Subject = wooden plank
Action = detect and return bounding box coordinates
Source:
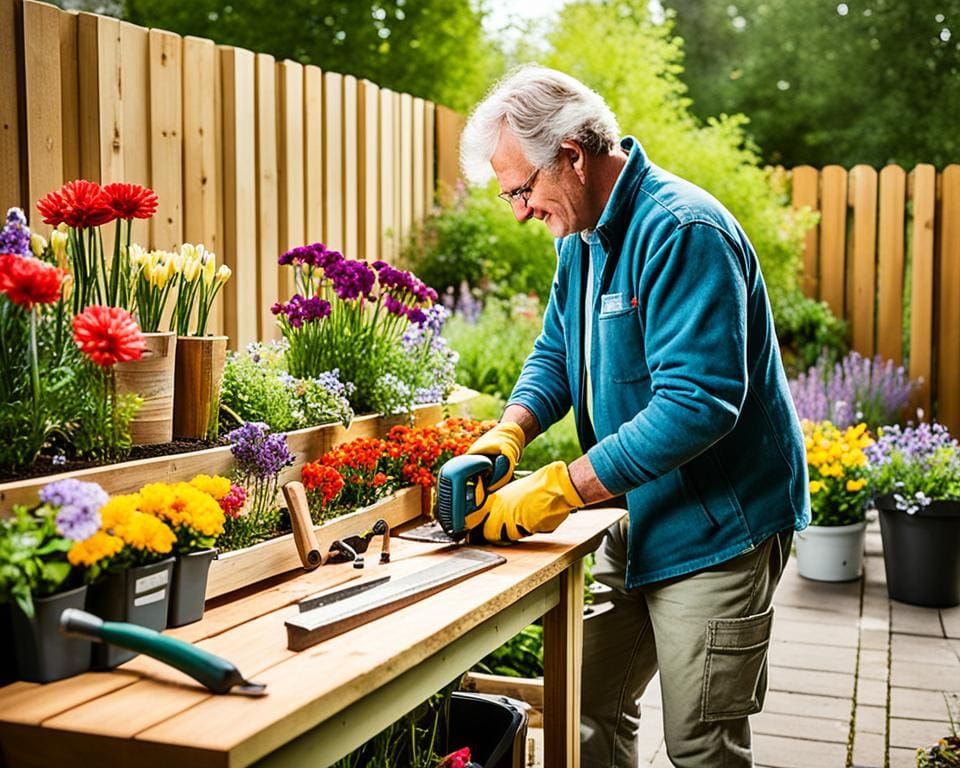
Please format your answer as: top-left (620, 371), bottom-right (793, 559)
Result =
top-left (937, 165), bottom-right (960, 434)
top-left (255, 53), bottom-right (280, 341)
top-left (0, 676), bottom-right (136, 725)
top-left (77, 12), bottom-right (123, 185)
top-left (0, 0), bottom-right (24, 215)
top-left (378, 88), bottom-right (396, 263)
top-left (876, 165), bottom-right (907, 365)
top-left (119, 21), bottom-right (149, 188)
top-left (276, 59), bottom-right (304, 259)
top-left (848, 165), bottom-right (878, 355)
top-left (908, 165), bottom-right (937, 417)
top-left (182, 36), bottom-right (221, 333)
top-left (322, 71), bottom-right (343, 252)
top-left (391, 90), bottom-right (401, 261)
top-left (219, 46), bottom-right (258, 349)
top-left (147, 29), bottom-right (182, 252)
top-left (412, 96), bottom-right (425, 227)
top-left (357, 79), bottom-right (379, 263)
top-left (59, 9), bottom-right (80, 185)
top-left (23, 0), bottom-right (64, 234)
top-left (424, 100), bottom-right (435, 214)
top-left (543, 556), bottom-right (585, 768)
top-left (342, 74), bottom-right (358, 258)
top-left (303, 64), bottom-right (324, 248)
top-left (435, 104), bottom-right (464, 205)
top-left (399, 92), bottom-right (413, 250)
top-left (791, 165), bottom-right (820, 297)
top-left (818, 165), bottom-right (848, 320)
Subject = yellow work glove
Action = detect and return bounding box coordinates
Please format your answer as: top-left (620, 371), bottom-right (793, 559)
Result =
top-left (465, 461), bottom-right (584, 543)
top-left (465, 421), bottom-right (526, 492)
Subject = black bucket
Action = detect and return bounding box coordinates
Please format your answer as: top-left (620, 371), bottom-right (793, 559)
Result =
top-left (448, 691), bottom-right (528, 768)
top-left (877, 495), bottom-right (960, 607)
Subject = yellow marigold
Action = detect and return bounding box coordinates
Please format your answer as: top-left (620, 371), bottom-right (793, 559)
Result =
top-left (846, 478), bottom-right (867, 492)
top-left (138, 482), bottom-right (176, 518)
top-left (189, 474), bottom-right (231, 501)
top-left (68, 531), bottom-right (124, 567)
top-left (99, 493), bottom-right (140, 529)
top-left (168, 482), bottom-right (225, 537)
top-left (809, 480), bottom-right (825, 494)
top-left (114, 510), bottom-right (175, 554)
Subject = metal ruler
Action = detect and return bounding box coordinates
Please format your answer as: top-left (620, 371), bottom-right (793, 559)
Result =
top-left (285, 548), bottom-right (506, 651)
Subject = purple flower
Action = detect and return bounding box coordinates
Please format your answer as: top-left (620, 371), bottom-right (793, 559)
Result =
top-left (227, 422), bottom-right (295, 479)
top-left (274, 294), bottom-right (331, 328)
top-left (865, 422), bottom-right (959, 467)
top-left (39, 478), bottom-right (108, 541)
top-left (0, 207), bottom-right (31, 258)
top-left (407, 307), bottom-right (427, 326)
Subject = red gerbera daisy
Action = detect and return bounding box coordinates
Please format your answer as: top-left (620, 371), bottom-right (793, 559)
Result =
top-left (101, 183), bottom-right (159, 220)
top-left (0, 253), bottom-right (65, 310)
top-left (37, 180), bottom-right (115, 229)
top-left (73, 305), bottom-right (145, 368)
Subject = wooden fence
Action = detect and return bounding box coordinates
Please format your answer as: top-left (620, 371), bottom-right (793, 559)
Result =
top-left (0, 0), bottom-right (467, 347)
top-left (791, 163), bottom-right (960, 435)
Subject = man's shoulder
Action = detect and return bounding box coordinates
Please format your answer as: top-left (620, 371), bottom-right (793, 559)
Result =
top-left (632, 164), bottom-right (739, 236)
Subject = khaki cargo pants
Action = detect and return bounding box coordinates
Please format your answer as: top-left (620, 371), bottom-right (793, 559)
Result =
top-left (580, 517), bottom-right (792, 767)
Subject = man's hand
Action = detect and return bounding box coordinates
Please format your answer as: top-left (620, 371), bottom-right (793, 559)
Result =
top-left (465, 422), bottom-right (526, 492)
top-left (465, 461), bottom-right (584, 543)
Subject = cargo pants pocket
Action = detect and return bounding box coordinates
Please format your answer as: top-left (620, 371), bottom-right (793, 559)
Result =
top-left (700, 605), bottom-right (774, 722)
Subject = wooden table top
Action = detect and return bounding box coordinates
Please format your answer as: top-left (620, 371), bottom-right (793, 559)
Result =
top-left (0, 508), bottom-right (625, 768)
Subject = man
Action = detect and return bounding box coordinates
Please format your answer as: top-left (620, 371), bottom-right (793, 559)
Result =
top-left (459, 65), bottom-right (809, 767)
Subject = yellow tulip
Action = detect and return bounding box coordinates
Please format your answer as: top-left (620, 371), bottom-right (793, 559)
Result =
top-left (183, 256), bottom-right (202, 283)
top-left (216, 264), bottom-right (232, 284)
top-left (202, 254), bottom-right (216, 286)
top-left (30, 232), bottom-right (47, 257)
top-left (51, 228), bottom-right (69, 269)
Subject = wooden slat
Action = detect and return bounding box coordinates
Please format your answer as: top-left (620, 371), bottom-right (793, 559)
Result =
top-left (77, 12), bottom-right (123, 184)
top-left (391, 90), bottom-right (401, 261)
top-left (22, 0), bottom-right (64, 235)
top-left (792, 165), bottom-right (820, 298)
top-left (357, 79), bottom-right (379, 263)
top-left (303, 64), bottom-right (324, 248)
top-left (0, 0), bottom-right (24, 215)
top-left (937, 165), bottom-right (960, 434)
top-left (848, 165), bottom-right (878, 355)
top-left (908, 165), bottom-right (937, 417)
top-left (182, 36), bottom-right (221, 334)
top-left (255, 53), bottom-right (280, 341)
top-left (322, 71), bottom-right (343, 252)
top-left (435, 104), bottom-right (464, 205)
top-left (342, 74), bottom-right (359, 259)
top-left (276, 59), bottom-right (304, 260)
top-left (399, 92), bottom-right (413, 249)
top-left (119, 21), bottom-right (149, 188)
top-left (147, 29), bottom-right (182, 252)
top-left (424, 100), bottom-right (435, 214)
top-left (378, 88), bottom-right (396, 263)
top-left (412, 96), bottom-right (425, 227)
top-left (876, 165), bottom-right (907, 365)
top-left (59, 8), bottom-right (80, 186)
top-left (220, 46), bottom-right (258, 349)
top-left (818, 165), bottom-right (848, 320)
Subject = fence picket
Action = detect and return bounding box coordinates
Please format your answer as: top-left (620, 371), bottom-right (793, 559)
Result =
top-left (358, 79), bottom-right (380, 264)
top-left (343, 75), bottom-right (359, 260)
top-left (399, 92), bottom-right (413, 249)
top-left (819, 166), bottom-right (848, 320)
top-left (303, 63), bottom-right (324, 252)
top-left (323, 71), bottom-right (343, 253)
top-left (413, 97), bottom-right (425, 227)
top-left (909, 165), bottom-right (937, 416)
top-left (0, 0), bottom-right (23, 215)
top-left (849, 165), bottom-right (878, 355)
top-left (876, 166), bottom-right (906, 365)
top-left (791, 166), bottom-right (819, 299)
top-left (425, 101), bottom-right (435, 214)
top-left (435, 105), bottom-right (463, 205)
top-left (120, 21), bottom-right (148, 190)
top-left (937, 166), bottom-right (960, 434)
top-left (148, 29), bottom-right (182, 252)
top-left (255, 53), bottom-right (279, 341)
top-left (59, 9), bottom-right (80, 185)
top-left (277, 60), bottom-right (305, 262)
top-left (379, 88), bottom-right (396, 264)
top-left (77, 12), bottom-right (122, 185)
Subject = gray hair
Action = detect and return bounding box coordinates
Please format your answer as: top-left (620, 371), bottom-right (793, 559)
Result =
top-left (460, 64), bottom-right (621, 185)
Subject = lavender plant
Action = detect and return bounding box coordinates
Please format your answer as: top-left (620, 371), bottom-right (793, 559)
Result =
top-left (226, 422), bottom-right (295, 535)
top-left (865, 422), bottom-right (960, 512)
top-left (789, 351), bottom-right (915, 430)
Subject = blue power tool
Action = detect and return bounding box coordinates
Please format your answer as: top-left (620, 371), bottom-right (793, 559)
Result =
top-left (435, 454), bottom-right (512, 541)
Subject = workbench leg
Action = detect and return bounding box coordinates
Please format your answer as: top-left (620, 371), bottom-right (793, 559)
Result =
top-left (542, 557), bottom-right (584, 768)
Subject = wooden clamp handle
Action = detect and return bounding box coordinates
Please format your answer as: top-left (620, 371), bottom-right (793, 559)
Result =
top-left (283, 481), bottom-right (322, 570)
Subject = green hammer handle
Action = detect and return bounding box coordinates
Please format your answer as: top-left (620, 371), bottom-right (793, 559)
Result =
top-left (60, 608), bottom-right (248, 694)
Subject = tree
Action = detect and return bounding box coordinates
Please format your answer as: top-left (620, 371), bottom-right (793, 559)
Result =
top-left (670, 0), bottom-right (960, 168)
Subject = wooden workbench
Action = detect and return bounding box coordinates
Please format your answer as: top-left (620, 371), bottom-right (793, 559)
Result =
top-left (0, 508), bottom-right (624, 768)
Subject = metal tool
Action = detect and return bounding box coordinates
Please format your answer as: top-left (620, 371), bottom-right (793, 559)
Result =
top-left (285, 548), bottom-right (506, 651)
top-left (298, 575), bottom-right (392, 612)
top-left (434, 454), bottom-right (511, 542)
top-left (59, 609), bottom-right (267, 696)
top-left (328, 518), bottom-right (391, 568)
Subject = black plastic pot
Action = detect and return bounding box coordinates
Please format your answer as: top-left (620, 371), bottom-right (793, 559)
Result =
top-left (876, 494), bottom-right (960, 607)
top-left (167, 548), bottom-right (217, 628)
top-left (9, 585), bottom-right (91, 683)
top-left (448, 691), bottom-right (527, 768)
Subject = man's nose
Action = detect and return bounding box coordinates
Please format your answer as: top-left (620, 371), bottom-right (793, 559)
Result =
top-left (512, 200), bottom-right (534, 222)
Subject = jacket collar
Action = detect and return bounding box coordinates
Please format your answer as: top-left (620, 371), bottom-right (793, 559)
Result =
top-left (593, 136), bottom-right (649, 253)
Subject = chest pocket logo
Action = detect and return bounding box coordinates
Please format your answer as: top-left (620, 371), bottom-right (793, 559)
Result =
top-left (600, 292), bottom-right (623, 314)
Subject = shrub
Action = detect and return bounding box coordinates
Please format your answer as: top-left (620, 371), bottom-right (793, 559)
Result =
top-left (774, 291), bottom-right (848, 378)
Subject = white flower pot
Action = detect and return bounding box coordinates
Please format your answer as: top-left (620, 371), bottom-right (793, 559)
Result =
top-left (795, 521), bottom-right (867, 582)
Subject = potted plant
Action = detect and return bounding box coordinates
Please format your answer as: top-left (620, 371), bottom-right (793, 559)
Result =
top-left (137, 475), bottom-right (227, 627)
top-left (795, 420), bottom-right (875, 581)
top-left (866, 422), bottom-right (960, 607)
top-left (0, 478), bottom-right (108, 682)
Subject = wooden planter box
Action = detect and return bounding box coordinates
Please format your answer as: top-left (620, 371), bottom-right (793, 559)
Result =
top-left (206, 484), bottom-right (427, 599)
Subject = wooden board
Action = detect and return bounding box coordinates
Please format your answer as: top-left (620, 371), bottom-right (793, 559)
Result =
top-left (378, 88), bottom-right (396, 263)
top-left (937, 165), bottom-right (960, 434)
top-left (148, 28), bottom-right (182, 252)
top-left (0, 0), bottom-right (23, 215)
top-left (303, 64), bottom-right (324, 251)
top-left (358, 79), bottom-right (380, 264)
top-left (791, 165), bottom-right (819, 298)
top-left (434, 105), bottom-right (464, 205)
top-left (59, 8), bottom-right (81, 186)
top-left (342, 74), bottom-right (359, 259)
top-left (848, 165), bottom-right (877, 355)
top-left (322, 71), bottom-right (343, 252)
top-left (819, 165), bottom-right (848, 320)
top-left (255, 52), bottom-right (280, 339)
top-left (908, 164), bottom-right (937, 416)
top-left (876, 165), bottom-right (906, 365)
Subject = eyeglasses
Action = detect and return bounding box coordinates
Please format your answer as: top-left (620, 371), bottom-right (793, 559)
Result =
top-left (497, 167), bottom-right (540, 207)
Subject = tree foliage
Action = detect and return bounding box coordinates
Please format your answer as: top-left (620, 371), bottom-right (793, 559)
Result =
top-left (669, 0), bottom-right (960, 168)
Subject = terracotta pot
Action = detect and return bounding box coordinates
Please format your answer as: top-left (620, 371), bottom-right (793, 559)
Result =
top-left (173, 335), bottom-right (228, 440)
top-left (114, 331), bottom-right (177, 445)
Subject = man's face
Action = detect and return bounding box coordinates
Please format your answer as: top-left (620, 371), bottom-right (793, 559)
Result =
top-left (490, 130), bottom-right (589, 238)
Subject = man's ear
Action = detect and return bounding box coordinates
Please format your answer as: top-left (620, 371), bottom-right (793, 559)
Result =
top-left (559, 140), bottom-right (586, 183)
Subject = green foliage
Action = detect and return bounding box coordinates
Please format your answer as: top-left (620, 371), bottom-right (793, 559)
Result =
top-left (518, 411), bottom-right (582, 472)
top-left (670, 0), bottom-right (960, 169)
top-left (442, 295), bottom-right (544, 400)
top-left (117, 0), bottom-right (504, 113)
top-left (0, 506), bottom-right (75, 619)
top-left (871, 447), bottom-right (960, 504)
top-left (67, 364), bottom-right (143, 462)
top-left (402, 184), bottom-right (558, 301)
top-left (775, 292), bottom-right (849, 378)
top-left (475, 623), bottom-right (544, 678)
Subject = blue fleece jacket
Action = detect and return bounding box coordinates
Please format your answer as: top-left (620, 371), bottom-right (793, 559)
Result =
top-left (508, 137), bottom-right (810, 587)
